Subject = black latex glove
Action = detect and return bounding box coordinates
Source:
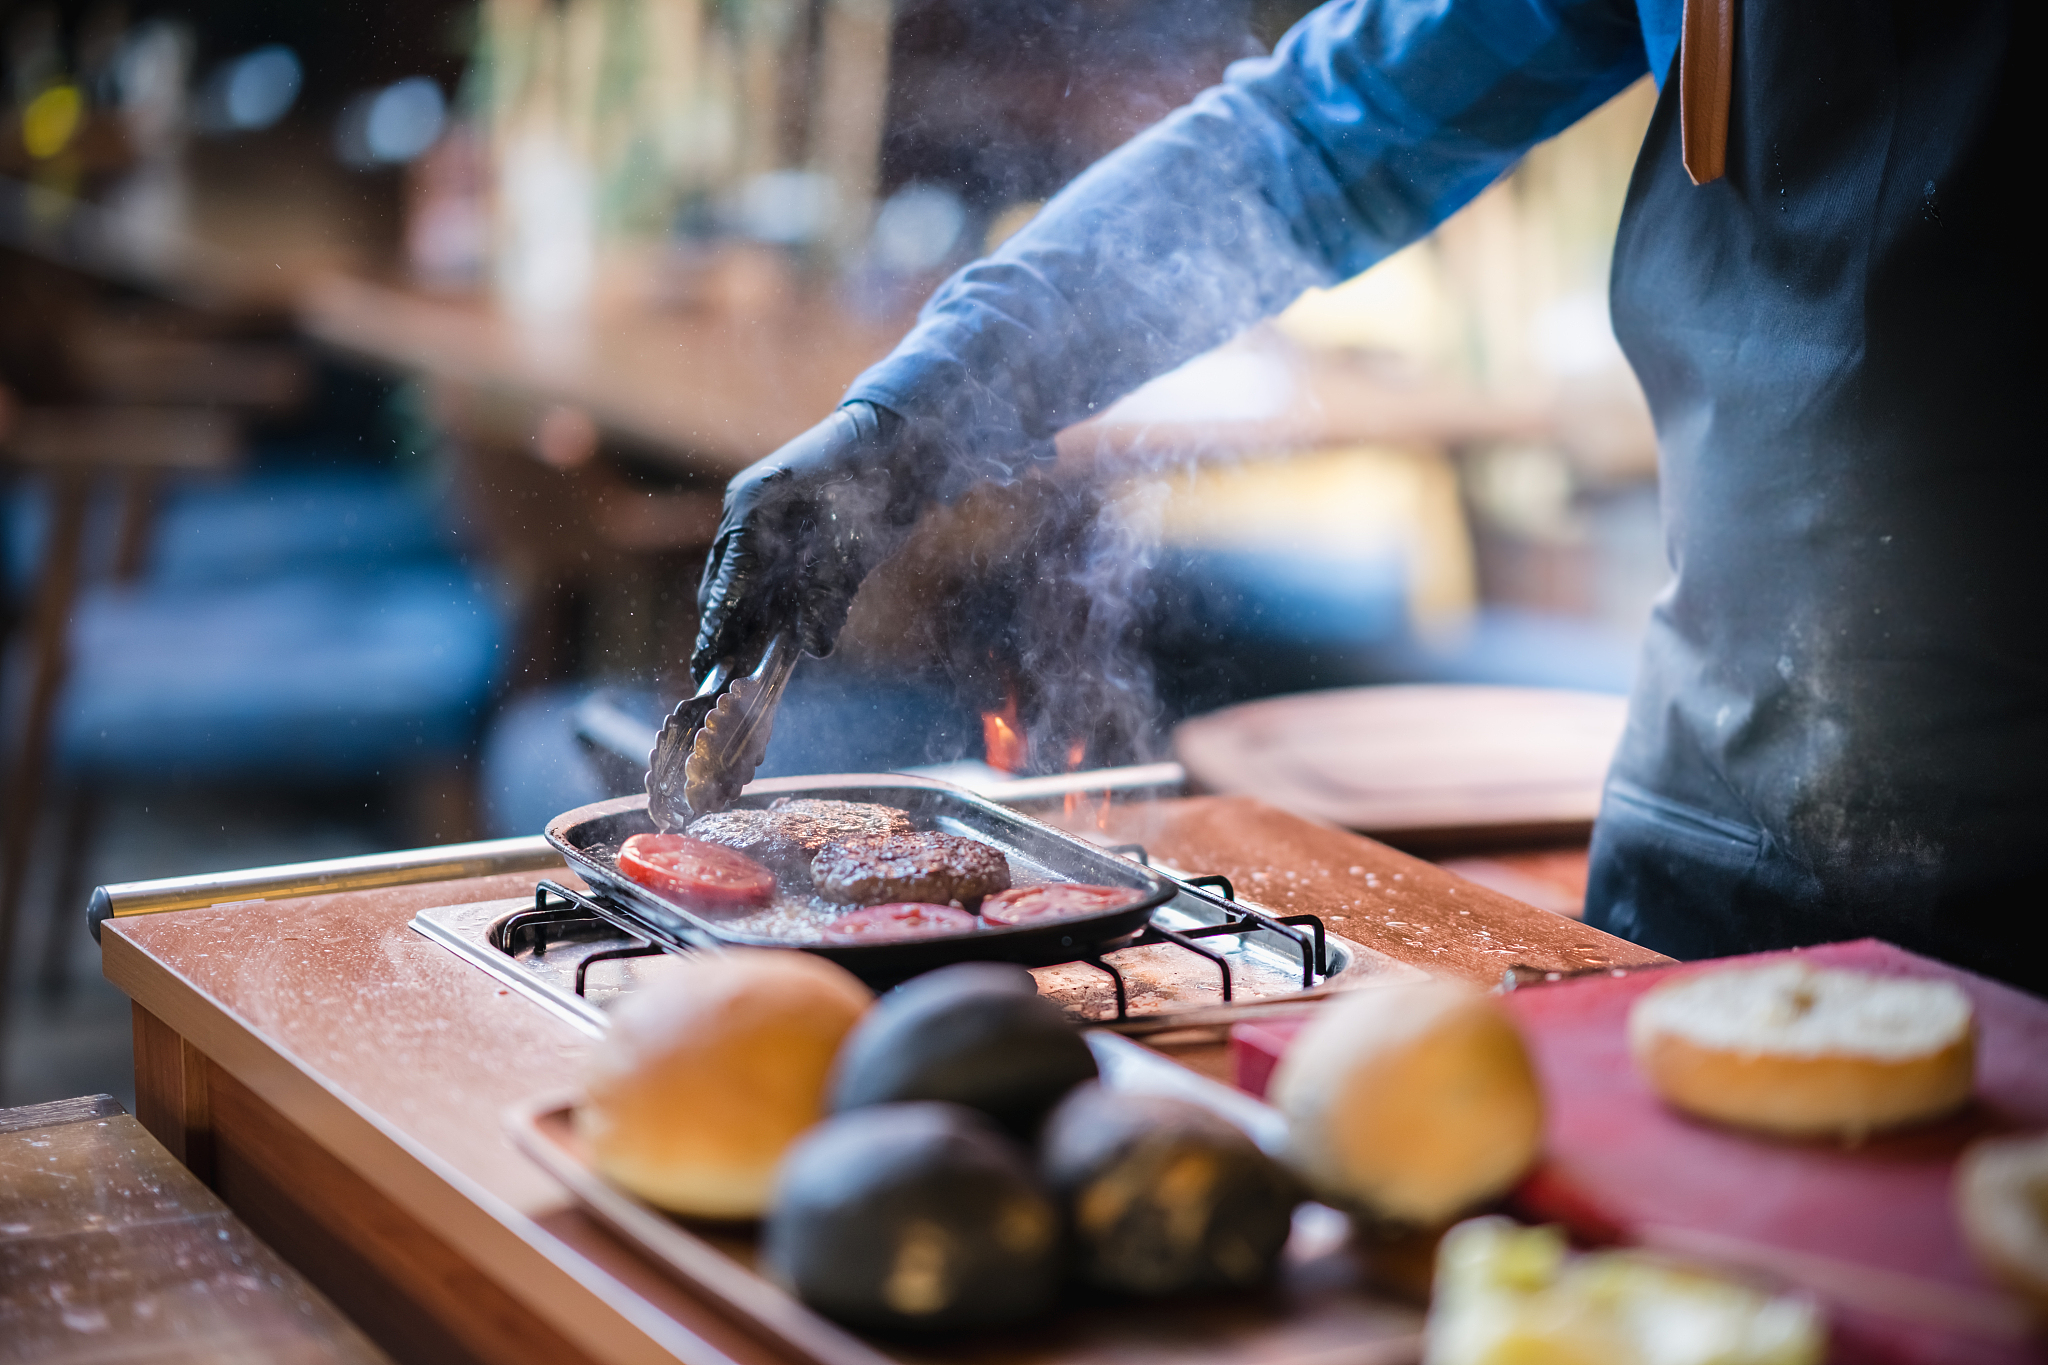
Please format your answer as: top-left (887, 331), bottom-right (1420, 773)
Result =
top-left (692, 401), bottom-right (934, 679)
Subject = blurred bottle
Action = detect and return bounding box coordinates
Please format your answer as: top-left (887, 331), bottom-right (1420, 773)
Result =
top-left (407, 121), bottom-right (491, 293)
top-left (101, 19), bottom-right (193, 269)
top-left (109, 21), bottom-right (188, 162)
top-left (495, 128), bottom-right (596, 328)
top-left (462, 0), bottom-right (893, 324)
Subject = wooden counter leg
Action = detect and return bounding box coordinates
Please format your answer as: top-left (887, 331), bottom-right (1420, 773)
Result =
top-left (204, 1058), bottom-right (598, 1365)
top-left (130, 1000), bottom-right (599, 1365)
top-left (132, 1000), bottom-right (215, 1183)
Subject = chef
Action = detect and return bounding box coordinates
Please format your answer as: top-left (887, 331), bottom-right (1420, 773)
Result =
top-left (691, 0), bottom-right (2038, 990)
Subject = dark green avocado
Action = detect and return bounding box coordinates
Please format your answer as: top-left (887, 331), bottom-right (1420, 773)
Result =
top-left (829, 961), bottom-right (1097, 1135)
top-left (1040, 1082), bottom-right (1300, 1296)
top-left (762, 1102), bottom-right (1059, 1331)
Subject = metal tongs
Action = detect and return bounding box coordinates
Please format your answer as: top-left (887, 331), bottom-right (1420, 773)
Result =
top-left (645, 633), bottom-right (800, 829)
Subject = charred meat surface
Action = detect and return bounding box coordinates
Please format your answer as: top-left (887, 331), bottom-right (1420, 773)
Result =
top-left (687, 798), bottom-right (915, 879)
top-left (812, 832), bottom-right (1011, 909)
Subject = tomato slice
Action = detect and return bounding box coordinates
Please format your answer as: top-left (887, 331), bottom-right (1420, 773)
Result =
top-left (821, 902), bottom-right (978, 942)
top-left (617, 833), bottom-right (777, 909)
top-left (981, 883), bottom-right (1137, 927)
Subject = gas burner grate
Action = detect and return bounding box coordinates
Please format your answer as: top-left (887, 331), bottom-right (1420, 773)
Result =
top-left (1075, 846), bottom-right (1330, 1016)
top-left (486, 866), bottom-right (1329, 1023)
top-left (489, 887), bottom-right (674, 998)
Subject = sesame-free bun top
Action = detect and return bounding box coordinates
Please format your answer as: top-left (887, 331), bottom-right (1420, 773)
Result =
top-left (1269, 979), bottom-right (1542, 1228)
top-left (576, 949), bottom-right (872, 1218)
top-left (1628, 961), bottom-right (1974, 1140)
top-left (1955, 1131), bottom-right (2048, 1317)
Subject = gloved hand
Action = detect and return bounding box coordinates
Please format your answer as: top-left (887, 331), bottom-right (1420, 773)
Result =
top-left (692, 401), bottom-right (936, 679)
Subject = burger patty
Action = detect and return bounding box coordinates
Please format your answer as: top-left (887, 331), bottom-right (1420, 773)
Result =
top-left (810, 832), bottom-right (1012, 908)
top-left (686, 798), bottom-right (915, 879)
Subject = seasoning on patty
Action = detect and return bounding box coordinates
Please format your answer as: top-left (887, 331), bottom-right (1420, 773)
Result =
top-left (811, 832), bottom-right (1011, 909)
top-left (688, 798), bottom-right (915, 879)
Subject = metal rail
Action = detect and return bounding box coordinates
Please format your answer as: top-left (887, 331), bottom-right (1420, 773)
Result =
top-left (84, 760), bottom-right (1189, 939)
top-left (88, 836), bottom-right (563, 940)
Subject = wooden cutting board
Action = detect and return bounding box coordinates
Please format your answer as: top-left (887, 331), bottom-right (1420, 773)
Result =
top-left (1172, 685), bottom-right (1628, 853)
top-left (1229, 940), bottom-right (2048, 1365)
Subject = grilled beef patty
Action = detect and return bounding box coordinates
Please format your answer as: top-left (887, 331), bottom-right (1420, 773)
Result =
top-left (811, 833), bottom-right (1011, 909)
top-left (687, 798), bottom-right (915, 879)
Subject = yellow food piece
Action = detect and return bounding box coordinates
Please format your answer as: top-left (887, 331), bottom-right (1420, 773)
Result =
top-left (1955, 1131), bottom-right (2048, 1316)
top-left (1425, 1218), bottom-right (1824, 1365)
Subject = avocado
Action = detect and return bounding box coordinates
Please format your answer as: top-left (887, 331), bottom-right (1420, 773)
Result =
top-left (830, 962), bottom-right (1097, 1135)
top-left (1040, 1082), bottom-right (1299, 1296)
top-left (762, 1102), bottom-right (1059, 1331)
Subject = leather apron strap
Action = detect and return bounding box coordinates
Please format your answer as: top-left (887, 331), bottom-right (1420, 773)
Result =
top-left (1680, 0), bottom-right (1733, 183)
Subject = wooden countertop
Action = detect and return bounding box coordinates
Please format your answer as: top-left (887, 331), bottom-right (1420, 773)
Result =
top-left (1088, 797), bottom-right (1649, 984)
top-left (99, 797), bottom-right (1668, 1365)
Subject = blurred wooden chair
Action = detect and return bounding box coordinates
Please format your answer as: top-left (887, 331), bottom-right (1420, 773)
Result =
top-left (0, 401), bottom-right (241, 1012)
top-left (0, 257), bottom-right (310, 1062)
top-left (61, 313), bottom-right (310, 411)
top-left (0, 404), bottom-right (513, 1098)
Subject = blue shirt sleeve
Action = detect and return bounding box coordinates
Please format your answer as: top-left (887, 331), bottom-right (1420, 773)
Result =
top-left (845, 0), bottom-right (1652, 494)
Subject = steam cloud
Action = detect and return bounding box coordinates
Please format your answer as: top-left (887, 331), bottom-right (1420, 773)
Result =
top-left (1008, 475), bottom-right (1172, 772)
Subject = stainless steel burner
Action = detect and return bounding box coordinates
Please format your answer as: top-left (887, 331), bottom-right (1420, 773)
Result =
top-left (412, 861), bottom-right (1405, 1039)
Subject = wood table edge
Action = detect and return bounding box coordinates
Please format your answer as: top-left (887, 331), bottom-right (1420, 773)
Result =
top-left (102, 925), bottom-right (751, 1365)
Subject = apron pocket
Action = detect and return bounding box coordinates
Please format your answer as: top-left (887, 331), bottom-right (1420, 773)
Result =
top-left (1585, 779), bottom-right (1765, 958)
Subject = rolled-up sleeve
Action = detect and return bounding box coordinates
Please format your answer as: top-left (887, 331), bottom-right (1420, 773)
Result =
top-left (844, 0), bottom-right (1651, 492)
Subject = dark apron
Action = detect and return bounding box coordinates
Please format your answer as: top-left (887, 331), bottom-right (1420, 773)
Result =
top-left (1584, 0), bottom-right (2045, 991)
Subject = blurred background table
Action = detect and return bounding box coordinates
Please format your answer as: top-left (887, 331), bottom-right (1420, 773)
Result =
top-left (296, 272), bottom-right (893, 476)
top-left (1174, 684), bottom-right (1628, 855)
top-left (0, 1092), bottom-right (388, 1363)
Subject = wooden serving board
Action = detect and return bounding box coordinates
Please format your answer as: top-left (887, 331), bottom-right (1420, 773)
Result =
top-left (508, 1035), bottom-right (1425, 1365)
top-left (1172, 685), bottom-right (1628, 854)
top-left (1230, 940), bottom-right (2047, 1365)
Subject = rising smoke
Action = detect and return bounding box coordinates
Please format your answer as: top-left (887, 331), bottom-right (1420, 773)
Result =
top-left (1009, 473), bottom-right (1173, 772)
top-left (852, 0), bottom-right (1336, 773)
top-left (728, 0), bottom-right (1334, 778)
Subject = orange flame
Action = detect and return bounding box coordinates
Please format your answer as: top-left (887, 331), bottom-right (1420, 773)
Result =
top-left (1061, 739), bottom-right (1111, 830)
top-left (982, 693), bottom-right (1026, 773)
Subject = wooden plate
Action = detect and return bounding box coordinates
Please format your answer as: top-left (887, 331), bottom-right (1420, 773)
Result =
top-left (1173, 685), bottom-right (1627, 853)
top-left (507, 1093), bottom-right (894, 1365)
top-left (506, 1034), bottom-right (1423, 1365)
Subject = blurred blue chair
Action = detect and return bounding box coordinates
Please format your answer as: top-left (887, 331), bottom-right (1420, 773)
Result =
top-left (5, 467), bottom-right (453, 593)
top-left (2, 463), bottom-right (504, 992)
top-left (55, 563), bottom-right (501, 777)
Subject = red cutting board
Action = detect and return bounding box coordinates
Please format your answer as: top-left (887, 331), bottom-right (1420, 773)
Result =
top-left (1231, 940), bottom-right (2048, 1364)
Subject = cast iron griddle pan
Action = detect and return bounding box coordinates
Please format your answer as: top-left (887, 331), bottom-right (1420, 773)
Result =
top-left (545, 775), bottom-right (1174, 982)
